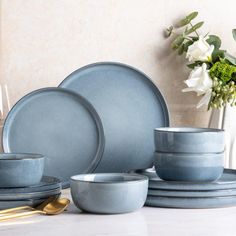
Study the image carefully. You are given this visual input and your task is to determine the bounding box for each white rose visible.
[182,63,213,108]
[186,35,214,62]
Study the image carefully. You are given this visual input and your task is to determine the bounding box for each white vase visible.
[208,105,236,168]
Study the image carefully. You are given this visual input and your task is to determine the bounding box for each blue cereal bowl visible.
[154,127,225,153]
[154,151,224,182]
[0,153,45,187]
[70,173,148,214]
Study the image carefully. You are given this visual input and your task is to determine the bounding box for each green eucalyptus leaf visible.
[183,40,193,52]
[186,21,204,35]
[189,36,199,41]
[187,62,201,69]
[186,11,198,21]
[225,52,236,65]
[211,49,226,63]
[177,11,198,27]
[206,35,221,49]
[165,26,174,38]
[171,35,184,50]
[178,44,185,55]
[232,29,236,42]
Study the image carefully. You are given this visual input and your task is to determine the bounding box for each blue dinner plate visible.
[2,88,105,187]
[139,168,236,191]
[145,195,236,208]
[148,188,236,198]
[60,62,169,172]
[0,188,61,201]
[0,194,61,210]
[0,176,61,194]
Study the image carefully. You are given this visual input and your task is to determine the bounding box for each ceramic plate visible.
[0,194,60,210]
[145,195,236,208]
[0,188,61,200]
[140,169,236,191]
[2,88,105,187]
[148,188,236,198]
[60,62,169,172]
[0,176,61,194]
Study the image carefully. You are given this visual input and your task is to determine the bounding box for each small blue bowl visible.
[0,153,45,187]
[154,127,225,153]
[154,151,224,182]
[70,173,148,214]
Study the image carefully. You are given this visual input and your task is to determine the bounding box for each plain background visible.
[1,0,236,126]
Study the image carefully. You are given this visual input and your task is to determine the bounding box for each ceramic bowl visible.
[0,153,45,187]
[154,127,225,153]
[70,173,148,214]
[154,151,224,182]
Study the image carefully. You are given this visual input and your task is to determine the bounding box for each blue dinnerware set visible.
[142,127,236,208]
[0,61,235,212]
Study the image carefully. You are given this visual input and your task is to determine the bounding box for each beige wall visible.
[1,0,236,126]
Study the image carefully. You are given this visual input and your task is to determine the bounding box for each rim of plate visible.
[59,61,170,127]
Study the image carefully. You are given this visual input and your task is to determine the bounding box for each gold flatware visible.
[0,197,70,221]
[0,196,56,214]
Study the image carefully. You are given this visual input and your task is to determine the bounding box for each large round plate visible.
[60,62,169,172]
[145,195,236,208]
[147,169,236,190]
[2,88,105,187]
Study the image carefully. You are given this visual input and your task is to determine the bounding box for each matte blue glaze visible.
[2,88,105,188]
[147,169,236,190]
[0,194,61,210]
[0,188,61,200]
[145,195,236,208]
[154,127,225,153]
[148,188,236,198]
[154,152,224,182]
[0,153,45,187]
[0,176,61,194]
[60,62,169,172]
[70,173,148,214]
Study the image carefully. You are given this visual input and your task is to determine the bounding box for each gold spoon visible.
[0,197,70,221]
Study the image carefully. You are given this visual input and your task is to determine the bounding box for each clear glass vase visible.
[208,105,236,168]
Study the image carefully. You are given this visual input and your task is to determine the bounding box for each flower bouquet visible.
[166,11,236,109]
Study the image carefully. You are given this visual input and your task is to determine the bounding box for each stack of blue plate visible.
[0,176,61,209]
[137,168,236,208]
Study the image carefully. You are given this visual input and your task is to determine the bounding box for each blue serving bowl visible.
[154,151,224,182]
[70,173,148,214]
[154,127,225,153]
[0,153,45,187]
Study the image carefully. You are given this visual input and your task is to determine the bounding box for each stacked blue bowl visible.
[154,127,225,182]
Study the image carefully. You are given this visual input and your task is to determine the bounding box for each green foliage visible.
[210,61,236,82]
[187,62,202,69]
[211,49,225,63]
[177,12,198,27]
[171,35,184,50]
[185,22,204,35]
[183,41,194,52]
[167,12,204,55]
[165,11,236,109]
[206,35,221,49]
[165,26,173,38]
[209,78,236,109]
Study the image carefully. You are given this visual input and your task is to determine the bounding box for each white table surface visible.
[0,189,236,236]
